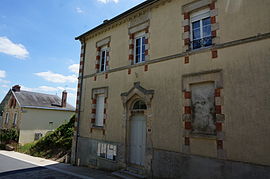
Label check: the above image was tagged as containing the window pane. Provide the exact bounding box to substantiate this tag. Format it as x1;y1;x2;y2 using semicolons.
135;38;141;63
203;25;211;37
100;50;106;72
202;17;211;26
142;37;145;62
192;21;200;29
95;94;105;127
193;29;201;40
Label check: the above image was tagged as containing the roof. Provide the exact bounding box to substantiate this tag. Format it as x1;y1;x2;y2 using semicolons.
0;90;75;112
75;0;158;40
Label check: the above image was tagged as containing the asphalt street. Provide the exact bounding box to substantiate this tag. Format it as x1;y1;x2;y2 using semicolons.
0;153;80;179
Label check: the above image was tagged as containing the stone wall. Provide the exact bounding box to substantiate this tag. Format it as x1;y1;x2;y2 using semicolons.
152;149;270;179
76;137;125;171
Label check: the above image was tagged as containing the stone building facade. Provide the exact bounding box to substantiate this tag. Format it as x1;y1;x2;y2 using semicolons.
71;0;270;178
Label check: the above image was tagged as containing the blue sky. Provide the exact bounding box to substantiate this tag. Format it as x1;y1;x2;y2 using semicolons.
0;0;145;106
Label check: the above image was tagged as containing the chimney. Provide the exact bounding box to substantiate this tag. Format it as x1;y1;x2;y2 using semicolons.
61;90;67;108
12;85;21;92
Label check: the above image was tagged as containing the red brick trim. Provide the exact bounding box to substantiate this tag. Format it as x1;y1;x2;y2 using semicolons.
129;55;134;60
92;99;97;104
144;65;148;71
184;106;191;114
209;2;215;10
145;38;149;44
215;105;222;114
211;16;216;24
211;30;217;38
217;140;223;149
212;49;218;58
184;56;189;64
105;73;108;79
216;122;222;132
185;121;192;130
185;137;190;145
94;76;97;81
184;25;190;32
128;68;131;75
215;88;221;97
184;12;190;19
145;50;149;56
184;38;190;46
184;91;191;99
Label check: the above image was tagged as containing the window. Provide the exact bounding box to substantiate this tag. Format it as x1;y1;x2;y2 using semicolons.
13;113;17;126
5;113;9;124
190;9;212;49
133;100;147;110
134;33;145;64
95;94;105;127
34;133;43;141
99;47;107;72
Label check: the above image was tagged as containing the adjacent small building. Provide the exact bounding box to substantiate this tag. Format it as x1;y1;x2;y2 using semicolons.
0;85;75;144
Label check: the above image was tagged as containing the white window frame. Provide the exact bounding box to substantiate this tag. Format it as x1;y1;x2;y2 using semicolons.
95;94;105;127
134;32;146;64
13;113;17;126
99;46;107;72
190;8;211;49
5;112;9;124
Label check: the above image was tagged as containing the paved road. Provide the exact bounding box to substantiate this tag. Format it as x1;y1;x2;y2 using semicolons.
0;154;80;179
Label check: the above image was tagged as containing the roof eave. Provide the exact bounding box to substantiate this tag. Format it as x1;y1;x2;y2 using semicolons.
75;0;158;41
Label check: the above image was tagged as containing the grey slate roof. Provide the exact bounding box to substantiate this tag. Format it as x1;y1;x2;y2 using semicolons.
13;90;75;111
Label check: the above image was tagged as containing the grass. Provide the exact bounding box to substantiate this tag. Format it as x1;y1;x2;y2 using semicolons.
17;143;35;154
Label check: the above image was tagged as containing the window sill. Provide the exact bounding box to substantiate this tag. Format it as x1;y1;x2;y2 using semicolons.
190;132;217;140
91;125;104;130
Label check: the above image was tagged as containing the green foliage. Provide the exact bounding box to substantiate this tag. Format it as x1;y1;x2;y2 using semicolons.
0;128;19;144
17;143;35;154
23;115;75;159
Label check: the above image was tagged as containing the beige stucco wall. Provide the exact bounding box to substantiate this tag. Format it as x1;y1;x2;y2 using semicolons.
78;0;270;166
19;108;74;144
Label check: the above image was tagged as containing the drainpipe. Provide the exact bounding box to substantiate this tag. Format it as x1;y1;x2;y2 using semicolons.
74;39;86;166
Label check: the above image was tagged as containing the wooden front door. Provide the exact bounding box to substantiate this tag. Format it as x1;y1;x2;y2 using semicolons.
129;113;146;166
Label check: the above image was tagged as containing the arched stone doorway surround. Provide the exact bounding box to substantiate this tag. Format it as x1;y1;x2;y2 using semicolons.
121;82;154;174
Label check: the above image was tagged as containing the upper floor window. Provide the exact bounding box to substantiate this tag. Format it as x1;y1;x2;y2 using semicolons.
134;32;145;64
13;113;17;126
5;112;9;124
100;47;108;72
190;9;212;50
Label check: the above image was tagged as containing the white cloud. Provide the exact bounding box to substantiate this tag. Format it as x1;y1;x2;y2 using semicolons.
35;71;77;83
97;0;119;3
0;79;10;84
68;64;79;74
0;36;29;59
0;70;6;78
1;84;9;88
76;7;84;13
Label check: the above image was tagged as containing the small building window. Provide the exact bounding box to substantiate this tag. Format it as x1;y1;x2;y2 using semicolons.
95;94;105;127
5;113;9;124
34;133;43;141
190;9;212;49
133;100;147;110
134;32;145;64
97;142;117;161
100;47;107;72
13;113;17;126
